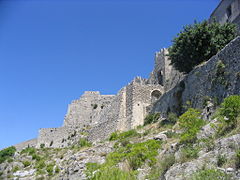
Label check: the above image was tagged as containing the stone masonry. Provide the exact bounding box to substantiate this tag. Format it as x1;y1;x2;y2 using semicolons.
36;75;165;147
152;36;240;117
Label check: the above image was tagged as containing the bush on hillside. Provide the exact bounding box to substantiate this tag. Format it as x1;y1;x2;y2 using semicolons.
0;146;16;164
144;113;160;125
168;20;237;73
179;108;205;144
219;95;240;126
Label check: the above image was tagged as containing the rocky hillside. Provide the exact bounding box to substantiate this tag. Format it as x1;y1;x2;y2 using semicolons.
1;94;240;180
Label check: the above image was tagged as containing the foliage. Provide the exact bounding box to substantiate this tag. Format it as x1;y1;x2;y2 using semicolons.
167;112;178;125
179;108;205;144
35;160;46;170
219;95;240;126
46;163;55;176
109;132;118;141
32;154;42;161
92;104;98;109
86;139;161;179
86;163;136;180
55;166;60;173
0;146;16;164
200;137;215;152
23;161;31;167
217;154;227;167
21;147;36;155
109;130;139;141
179;145;200;163
40;144;45;149
109;140;161;170
147;154;175;180
78;138;92;148
215;95;240;137
168;20;237;73
235;149;240;169
13;166;20;172
191;168;231;180
144;113;160;125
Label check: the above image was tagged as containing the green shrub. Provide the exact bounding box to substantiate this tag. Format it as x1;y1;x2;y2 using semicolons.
109;130;139;141
168;20;237;73
179;145;199;163
32;154;42;161
108;139;161;170
40;144;45;149
78;138;92;148
235;149;240;169
87;165;136;180
13;166;19;172
0;146;16;164
109;132;118;141
21;147;36;155
179;108;205;144
35;160;46;170
92;104;98;109
144;113;160;125
147;154;175;180
87;139;161;179
191;168;231;180
201;138;215;152
46;163;55;176
219;95;240;127
55;166;60;173
167;112;178;125
23;161;31;167
217;154;227;167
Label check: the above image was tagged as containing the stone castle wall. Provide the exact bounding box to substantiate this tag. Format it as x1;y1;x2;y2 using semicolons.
36;127;82;148
63;91;115;128
14;139;37;151
87;78;164;143
152;36;240;117
148;48;183;92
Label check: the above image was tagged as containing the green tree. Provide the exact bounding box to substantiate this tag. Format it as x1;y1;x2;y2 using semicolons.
168;20;237;73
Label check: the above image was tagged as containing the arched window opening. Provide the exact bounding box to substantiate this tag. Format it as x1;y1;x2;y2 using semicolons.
151;90;162;103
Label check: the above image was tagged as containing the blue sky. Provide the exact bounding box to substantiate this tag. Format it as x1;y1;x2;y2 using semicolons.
0;0;219;149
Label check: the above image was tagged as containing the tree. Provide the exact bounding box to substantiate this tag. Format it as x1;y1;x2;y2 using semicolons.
168;20;237;73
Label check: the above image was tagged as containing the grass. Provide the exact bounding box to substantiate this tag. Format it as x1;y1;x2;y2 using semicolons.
179;145;200;163
144;113;160;125
86;139;161;179
190;168;231;180
146;154;175;180
109;129;139;141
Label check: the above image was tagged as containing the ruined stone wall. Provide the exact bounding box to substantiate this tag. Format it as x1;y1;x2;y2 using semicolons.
148;49;183;92
14;139;37;151
152;36;240;117
87;88;127;142
63;91;115;128
126;79;164;128
36;127;82;148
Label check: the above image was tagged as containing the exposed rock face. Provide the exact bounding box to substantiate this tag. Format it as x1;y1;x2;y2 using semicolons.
152;37;240;117
164;134;240;180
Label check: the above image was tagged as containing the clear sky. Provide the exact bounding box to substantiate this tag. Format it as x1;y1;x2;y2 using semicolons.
0;0;219;149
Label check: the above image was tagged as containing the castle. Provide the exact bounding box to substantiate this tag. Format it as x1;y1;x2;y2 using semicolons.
35;48;182;148
13;0;240;150
14;47;182;150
